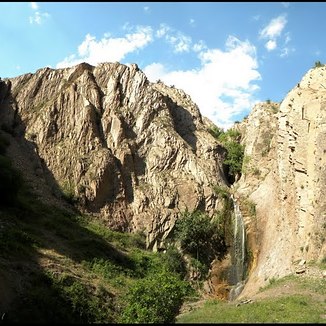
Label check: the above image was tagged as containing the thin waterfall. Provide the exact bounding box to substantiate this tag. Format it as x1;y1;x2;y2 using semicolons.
228;195;247;300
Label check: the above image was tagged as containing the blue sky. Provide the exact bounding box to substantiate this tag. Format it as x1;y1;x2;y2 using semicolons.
0;2;324;129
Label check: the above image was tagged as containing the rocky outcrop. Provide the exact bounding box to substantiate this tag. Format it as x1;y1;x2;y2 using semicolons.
236;67;326;298
0;62;227;250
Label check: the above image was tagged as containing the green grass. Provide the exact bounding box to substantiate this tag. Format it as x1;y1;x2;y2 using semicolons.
176;294;325;323
177;272;326;323
0;163;192;323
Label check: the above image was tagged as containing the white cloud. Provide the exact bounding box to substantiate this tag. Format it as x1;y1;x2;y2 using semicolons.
189;18;195;26
29;11;50;25
265;40;277;51
280;46;295;58
30;2;38;10
57;23;261;129
193;40;207;53
166;33;192;53
156;24;192;53
57;26;153;68
259;15;289;55
29;3;49;25
144;6;150;13
284;32;291;44
260;15;287;40
144;35;261;129
156;23;170;38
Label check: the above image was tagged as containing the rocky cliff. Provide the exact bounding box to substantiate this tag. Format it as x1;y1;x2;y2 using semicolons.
0;62;227;250
1;61;325;299
236;66;326;298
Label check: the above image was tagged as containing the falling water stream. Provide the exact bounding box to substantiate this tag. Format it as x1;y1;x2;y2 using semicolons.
228;196;247;301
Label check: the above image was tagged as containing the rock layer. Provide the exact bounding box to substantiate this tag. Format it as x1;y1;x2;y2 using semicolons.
236;67;326;297
0;62;227;249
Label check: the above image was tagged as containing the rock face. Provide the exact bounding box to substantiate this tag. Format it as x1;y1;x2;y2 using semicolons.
0;62;227;250
236;67;326;298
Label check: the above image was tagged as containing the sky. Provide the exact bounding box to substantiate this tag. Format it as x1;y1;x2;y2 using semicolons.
0;2;325;129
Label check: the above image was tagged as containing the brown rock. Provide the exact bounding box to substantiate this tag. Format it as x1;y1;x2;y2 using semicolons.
0;62;227;249
236;66;326;298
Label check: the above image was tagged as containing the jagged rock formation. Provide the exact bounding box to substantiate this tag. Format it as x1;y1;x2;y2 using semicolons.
236;67;326;298
0;62;227;250
1;61;324;301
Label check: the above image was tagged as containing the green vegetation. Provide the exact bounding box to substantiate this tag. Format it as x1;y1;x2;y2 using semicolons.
271;104;279;113
213;184;230;200
176;295;324;323
208;125;223;139
177;273;325;323
209;126;244;183
173;210;227;278
0;143;196;323
241;198;256;218
120;271;191;323
314;60;324;68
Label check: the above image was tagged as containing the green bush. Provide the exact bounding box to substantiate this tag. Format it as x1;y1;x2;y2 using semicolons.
174;210;227;269
213;185;230;200
161;246;187;278
60;279;111;323
314;60;323;68
223;141;244;177
208;125;223;139
119;271;189;323
209;126;244;182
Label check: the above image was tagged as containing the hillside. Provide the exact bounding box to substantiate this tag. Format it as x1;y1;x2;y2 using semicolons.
0;62;325;323
177;260;325;323
0;62;227;251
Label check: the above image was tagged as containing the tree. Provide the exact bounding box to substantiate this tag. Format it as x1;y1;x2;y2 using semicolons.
223;141;244;177
119;271;188;323
174;210;227;268
211;128;244;183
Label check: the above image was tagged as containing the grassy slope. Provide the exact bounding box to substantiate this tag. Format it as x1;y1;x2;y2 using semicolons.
177;268;326;323
0;179;177;323
1;132;325;323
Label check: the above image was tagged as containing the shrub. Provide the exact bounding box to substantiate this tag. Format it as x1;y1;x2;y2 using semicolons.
314;60;323;68
174;210;227;268
119;271;189;323
223;141;244;177
213;185;230;200
208;125;223;139
161;246;187;279
210;127;244;182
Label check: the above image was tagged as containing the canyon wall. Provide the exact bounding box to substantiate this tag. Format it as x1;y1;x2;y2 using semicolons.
236;66;326;297
0;62;227;250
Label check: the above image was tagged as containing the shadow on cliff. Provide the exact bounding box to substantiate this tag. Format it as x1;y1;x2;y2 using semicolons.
164;95;198;151
0;80;144;322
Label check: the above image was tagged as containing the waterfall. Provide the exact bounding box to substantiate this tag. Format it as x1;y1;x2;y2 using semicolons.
228;195;247;300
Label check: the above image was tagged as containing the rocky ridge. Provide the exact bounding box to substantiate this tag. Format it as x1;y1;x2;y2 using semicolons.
0;62;227;250
235;66;326;298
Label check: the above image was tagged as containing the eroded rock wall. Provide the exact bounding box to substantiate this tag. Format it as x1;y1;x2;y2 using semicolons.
0;62;227;250
236;67;326;297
